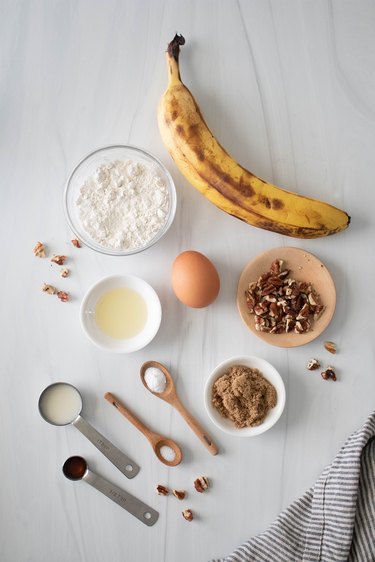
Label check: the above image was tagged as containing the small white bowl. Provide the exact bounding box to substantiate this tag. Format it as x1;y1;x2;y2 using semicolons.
204;356;286;437
80;275;162;353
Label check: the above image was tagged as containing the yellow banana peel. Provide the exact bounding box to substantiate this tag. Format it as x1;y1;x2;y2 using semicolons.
157;34;350;239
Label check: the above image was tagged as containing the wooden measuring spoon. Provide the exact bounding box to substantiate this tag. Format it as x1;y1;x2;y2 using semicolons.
104;392;182;467
140;361;219;455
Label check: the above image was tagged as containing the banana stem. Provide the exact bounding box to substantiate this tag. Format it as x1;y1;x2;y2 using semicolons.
166;34;185;85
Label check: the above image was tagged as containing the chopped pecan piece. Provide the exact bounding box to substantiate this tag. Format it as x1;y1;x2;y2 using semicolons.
41;283;56;295
194;476;209;493
321;366;337;381
306;358;320;371
156;485;169;496
172;489;186;500
296;303;310;320
182;509;193;522
270;259;283;275
56;291;69;302
71;239;81;248
33;242;46;258
60;268;69;278
244;259;324;335
51;255;67;266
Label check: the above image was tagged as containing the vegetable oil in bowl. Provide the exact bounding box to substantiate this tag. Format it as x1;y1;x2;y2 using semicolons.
80;274;162;353
95;287;148;339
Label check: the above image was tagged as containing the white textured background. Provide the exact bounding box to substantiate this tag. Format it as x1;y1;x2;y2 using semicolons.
1;1;374;561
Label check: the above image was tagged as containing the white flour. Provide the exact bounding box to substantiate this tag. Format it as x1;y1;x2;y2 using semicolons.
76;159;170;250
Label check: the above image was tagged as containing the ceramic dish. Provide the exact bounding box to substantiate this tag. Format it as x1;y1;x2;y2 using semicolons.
64;145;177;256
237;247;336;348
80;275;162;353
204;356;285;437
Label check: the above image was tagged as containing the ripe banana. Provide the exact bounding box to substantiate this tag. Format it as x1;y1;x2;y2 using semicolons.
157;34;350;238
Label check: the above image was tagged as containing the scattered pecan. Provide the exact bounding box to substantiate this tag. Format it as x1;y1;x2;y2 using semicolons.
51;255;67;266
71;239;81;248
60;268;69;278
172;489;186;500
244;259;325;335
306;358;320;371
156;485;169;496
41;283;56;295
321;366;336;381
182;509;193;522
194;476;209;493
324;341;337;354
33;242;46;258
56;291;69;302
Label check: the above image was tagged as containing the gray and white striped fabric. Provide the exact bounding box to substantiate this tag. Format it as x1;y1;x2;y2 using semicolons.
213;411;375;562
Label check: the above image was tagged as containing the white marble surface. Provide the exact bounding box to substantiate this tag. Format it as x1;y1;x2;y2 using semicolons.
1;1;375;561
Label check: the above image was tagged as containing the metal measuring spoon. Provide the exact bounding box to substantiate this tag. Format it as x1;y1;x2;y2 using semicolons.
39;382;139;478
104;392;183;467
140;361;219;455
62;456;158;526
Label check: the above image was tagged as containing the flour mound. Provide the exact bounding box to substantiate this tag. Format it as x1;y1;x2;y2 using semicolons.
76;159;170;250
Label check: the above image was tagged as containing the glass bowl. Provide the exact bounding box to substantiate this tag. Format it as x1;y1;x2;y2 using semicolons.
63;145;177;256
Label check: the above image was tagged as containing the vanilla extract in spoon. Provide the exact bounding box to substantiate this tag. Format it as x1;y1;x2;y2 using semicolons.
62;456;158;526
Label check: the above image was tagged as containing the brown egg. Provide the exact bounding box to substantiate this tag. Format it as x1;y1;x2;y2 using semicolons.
172;250;220;308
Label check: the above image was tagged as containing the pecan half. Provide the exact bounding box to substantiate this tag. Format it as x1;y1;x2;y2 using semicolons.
324;341;337;354
194;476;209;493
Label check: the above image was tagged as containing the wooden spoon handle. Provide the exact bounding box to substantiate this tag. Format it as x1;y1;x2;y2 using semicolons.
104;392;156;445
173;398;218;455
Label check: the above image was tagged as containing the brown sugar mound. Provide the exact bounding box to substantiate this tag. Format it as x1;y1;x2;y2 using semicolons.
212;365;277;428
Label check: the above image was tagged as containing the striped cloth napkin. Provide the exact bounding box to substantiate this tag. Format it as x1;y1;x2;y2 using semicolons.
213;411;375;562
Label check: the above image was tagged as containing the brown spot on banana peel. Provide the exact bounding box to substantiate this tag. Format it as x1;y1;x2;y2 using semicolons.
189;123;200;136
176;124;185;137
230;214;336;238
258;195;271;209
206;161;255;199
271;198;284;210
193;147;205;161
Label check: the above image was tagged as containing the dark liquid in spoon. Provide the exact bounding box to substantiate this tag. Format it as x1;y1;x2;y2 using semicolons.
63;456;87;480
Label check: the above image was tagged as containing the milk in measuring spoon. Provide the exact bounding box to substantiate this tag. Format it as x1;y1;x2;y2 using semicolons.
95;288;147;339
39;384;82;425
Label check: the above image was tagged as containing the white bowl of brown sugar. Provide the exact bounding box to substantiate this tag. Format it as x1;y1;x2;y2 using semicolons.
204;356;286;436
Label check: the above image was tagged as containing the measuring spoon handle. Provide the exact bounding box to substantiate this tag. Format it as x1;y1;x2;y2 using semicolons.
72;415;140;478
173;398;219;455
84;469;158;526
104;392;155;442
